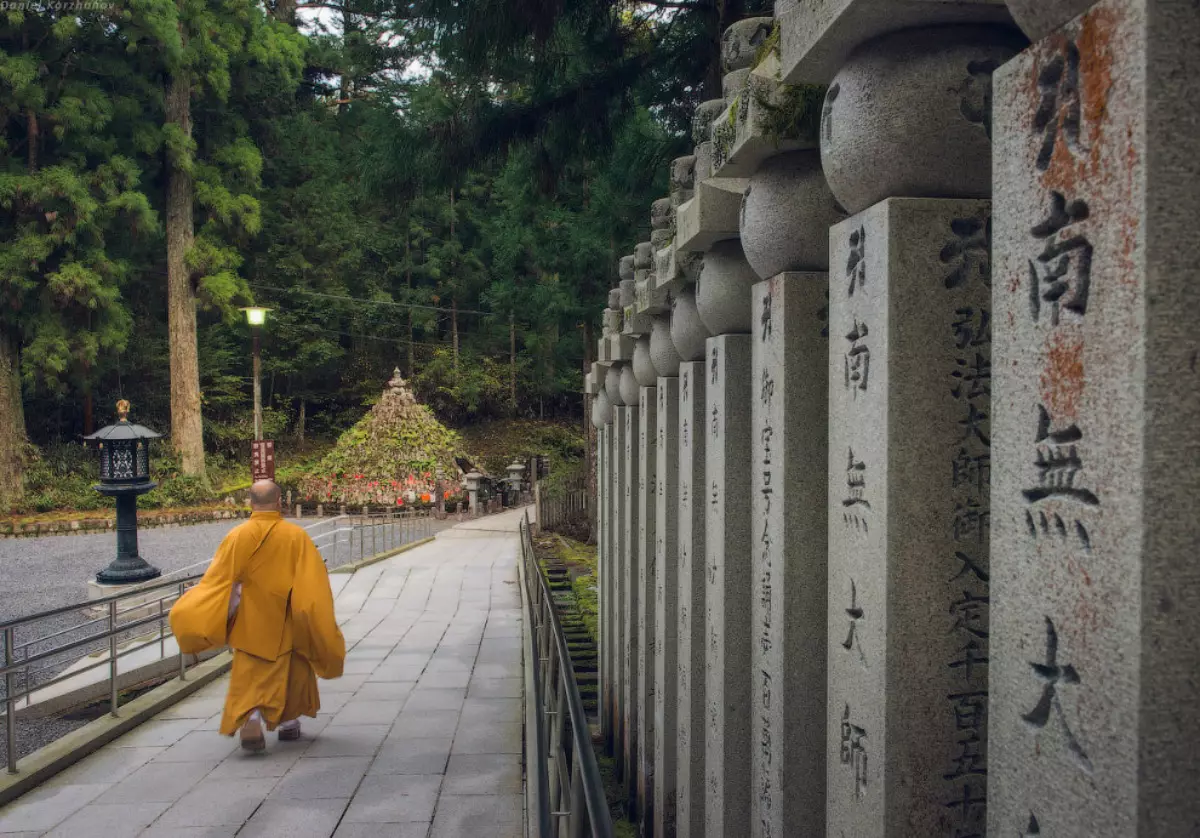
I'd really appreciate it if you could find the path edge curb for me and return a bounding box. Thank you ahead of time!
[0,651,233,808]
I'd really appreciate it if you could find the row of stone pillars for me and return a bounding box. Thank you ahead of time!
[587,1,1199,836]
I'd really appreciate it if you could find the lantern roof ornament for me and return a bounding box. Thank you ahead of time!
[84,401,161,443]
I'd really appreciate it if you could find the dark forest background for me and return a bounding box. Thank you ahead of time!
[0,0,772,509]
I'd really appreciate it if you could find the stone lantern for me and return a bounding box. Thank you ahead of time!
[84,400,162,585]
[464,471,483,517]
[503,459,527,506]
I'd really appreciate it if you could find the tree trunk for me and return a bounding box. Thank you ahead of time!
[0,330,25,511]
[165,68,207,480]
[296,398,306,442]
[26,109,38,174]
[338,1,352,115]
[272,0,297,25]
[406,229,415,377]
[707,0,748,99]
[451,298,459,369]
[510,313,517,414]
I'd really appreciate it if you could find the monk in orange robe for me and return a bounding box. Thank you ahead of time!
[170,480,345,751]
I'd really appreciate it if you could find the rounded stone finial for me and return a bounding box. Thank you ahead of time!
[693,142,714,184]
[678,250,703,284]
[619,364,639,406]
[723,68,751,106]
[593,389,613,427]
[619,279,637,308]
[670,288,711,362]
[635,242,655,271]
[696,240,758,336]
[651,199,673,231]
[605,363,627,406]
[608,288,622,309]
[740,150,846,278]
[602,308,622,336]
[693,100,727,146]
[632,337,658,386]
[819,26,1024,215]
[650,316,683,377]
[1005,0,1091,40]
[619,255,636,282]
[722,17,775,73]
[671,157,697,194]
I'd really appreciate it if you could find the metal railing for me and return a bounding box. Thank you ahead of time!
[307,510,435,569]
[0,511,434,773]
[519,511,612,838]
[1,573,204,774]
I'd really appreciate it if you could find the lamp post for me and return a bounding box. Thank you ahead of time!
[241,307,270,440]
[84,401,162,585]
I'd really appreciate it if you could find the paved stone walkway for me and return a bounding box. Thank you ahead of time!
[0,508,529,838]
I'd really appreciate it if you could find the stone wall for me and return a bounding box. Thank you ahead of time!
[588,2,1200,836]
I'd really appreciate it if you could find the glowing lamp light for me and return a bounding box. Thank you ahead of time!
[242,306,271,326]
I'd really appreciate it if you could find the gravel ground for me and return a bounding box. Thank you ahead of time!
[0,513,456,764]
[0,520,244,628]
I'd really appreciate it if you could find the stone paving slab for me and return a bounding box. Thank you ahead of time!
[0,508,529,838]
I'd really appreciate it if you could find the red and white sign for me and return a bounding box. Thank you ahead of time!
[251,440,276,481]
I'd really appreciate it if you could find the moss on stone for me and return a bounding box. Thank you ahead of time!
[753,20,781,71]
[754,82,827,144]
[712,117,737,170]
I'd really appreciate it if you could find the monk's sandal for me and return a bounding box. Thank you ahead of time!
[240,714,266,753]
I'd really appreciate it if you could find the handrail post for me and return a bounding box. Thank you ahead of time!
[568,751,587,838]
[108,600,119,717]
[179,582,188,680]
[5,626,17,774]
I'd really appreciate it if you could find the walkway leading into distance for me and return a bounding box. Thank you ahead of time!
[0,507,530,838]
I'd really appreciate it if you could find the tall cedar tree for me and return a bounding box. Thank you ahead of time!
[142,0,303,479]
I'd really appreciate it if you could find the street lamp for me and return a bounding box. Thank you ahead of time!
[240,307,271,440]
[84,401,162,585]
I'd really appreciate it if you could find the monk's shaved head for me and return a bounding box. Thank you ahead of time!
[249,480,281,510]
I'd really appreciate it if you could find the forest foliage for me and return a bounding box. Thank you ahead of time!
[0,0,771,511]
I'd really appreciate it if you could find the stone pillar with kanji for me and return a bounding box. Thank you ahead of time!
[778,3,1024,834]
[706,11,848,837]
[989,2,1200,835]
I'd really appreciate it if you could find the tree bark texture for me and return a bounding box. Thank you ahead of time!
[451,298,459,368]
[510,313,517,414]
[406,230,415,377]
[165,68,207,480]
[0,330,26,510]
[26,109,38,173]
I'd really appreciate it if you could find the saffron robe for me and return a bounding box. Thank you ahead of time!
[170,511,345,735]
